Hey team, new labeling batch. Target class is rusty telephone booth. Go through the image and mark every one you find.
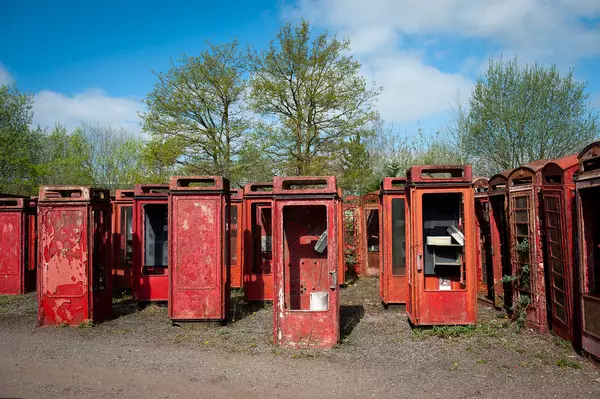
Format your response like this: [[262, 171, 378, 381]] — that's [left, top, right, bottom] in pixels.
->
[[229, 188, 243, 289], [37, 186, 112, 326], [0, 195, 36, 295], [540, 155, 579, 344], [168, 176, 229, 321], [243, 182, 274, 301], [473, 178, 496, 305], [406, 166, 477, 326], [342, 195, 362, 277], [380, 177, 409, 305], [488, 170, 513, 309], [507, 160, 553, 332], [575, 141, 600, 359], [359, 192, 381, 276], [272, 176, 340, 348], [132, 184, 169, 302], [112, 190, 134, 289]]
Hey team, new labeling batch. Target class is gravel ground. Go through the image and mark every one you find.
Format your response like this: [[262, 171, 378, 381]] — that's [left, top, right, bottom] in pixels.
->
[[1, 278, 599, 398]]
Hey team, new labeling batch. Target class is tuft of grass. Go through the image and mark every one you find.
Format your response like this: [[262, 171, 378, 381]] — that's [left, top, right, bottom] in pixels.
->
[[555, 357, 582, 369], [412, 322, 507, 340], [476, 359, 488, 365], [111, 328, 134, 335], [555, 338, 572, 350], [78, 320, 94, 328], [59, 322, 69, 328]]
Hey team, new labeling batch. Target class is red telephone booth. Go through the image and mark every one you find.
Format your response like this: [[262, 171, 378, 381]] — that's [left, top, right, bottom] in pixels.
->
[[112, 190, 134, 289], [243, 182, 274, 301], [406, 166, 477, 326], [575, 141, 600, 359], [488, 170, 513, 309], [229, 188, 243, 289], [507, 160, 553, 332], [540, 155, 579, 343], [380, 177, 409, 305], [272, 176, 340, 348], [37, 186, 112, 326], [132, 184, 169, 302], [0, 195, 36, 294], [473, 178, 496, 305], [168, 176, 229, 321], [342, 195, 362, 277], [359, 192, 380, 276]]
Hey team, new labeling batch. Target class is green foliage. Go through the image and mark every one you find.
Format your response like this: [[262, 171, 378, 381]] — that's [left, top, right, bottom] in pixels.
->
[[555, 357, 582, 369], [516, 238, 530, 253], [141, 41, 248, 180], [248, 19, 381, 176], [456, 57, 599, 175], [512, 294, 531, 331], [412, 322, 508, 340]]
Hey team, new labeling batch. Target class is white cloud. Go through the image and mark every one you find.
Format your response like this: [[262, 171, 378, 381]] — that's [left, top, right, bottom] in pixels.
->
[[32, 89, 142, 133], [0, 62, 14, 85]]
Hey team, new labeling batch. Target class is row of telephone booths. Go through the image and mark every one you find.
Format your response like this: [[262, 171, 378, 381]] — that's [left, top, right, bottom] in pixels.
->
[[0, 142, 599, 353]]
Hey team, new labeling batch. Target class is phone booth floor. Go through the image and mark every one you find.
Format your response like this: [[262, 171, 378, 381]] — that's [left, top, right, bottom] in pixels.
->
[[575, 141, 600, 359], [168, 176, 229, 321], [272, 177, 340, 348], [406, 166, 477, 326], [243, 182, 274, 301], [380, 178, 408, 304], [132, 184, 169, 302], [0, 195, 36, 295], [359, 192, 380, 276], [229, 189, 243, 289], [112, 190, 134, 290], [37, 186, 112, 326]]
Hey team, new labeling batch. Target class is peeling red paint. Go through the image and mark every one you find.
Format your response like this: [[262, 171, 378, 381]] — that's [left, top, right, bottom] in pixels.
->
[[37, 186, 112, 326], [168, 176, 229, 321]]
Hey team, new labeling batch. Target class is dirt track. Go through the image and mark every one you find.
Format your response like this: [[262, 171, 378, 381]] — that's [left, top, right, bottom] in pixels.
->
[[1, 278, 599, 398]]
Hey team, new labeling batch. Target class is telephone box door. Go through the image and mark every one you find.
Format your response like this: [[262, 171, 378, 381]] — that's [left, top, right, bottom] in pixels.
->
[[381, 195, 409, 304]]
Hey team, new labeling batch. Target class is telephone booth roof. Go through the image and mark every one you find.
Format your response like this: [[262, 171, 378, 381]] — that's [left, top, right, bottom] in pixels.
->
[[488, 169, 512, 196], [381, 177, 406, 192], [273, 176, 338, 196], [406, 165, 472, 185], [244, 181, 274, 197], [577, 141, 600, 181], [39, 186, 109, 203], [541, 154, 579, 186], [114, 189, 135, 203], [134, 183, 169, 197], [507, 159, 554, 188], [168, 176, 228, 192]]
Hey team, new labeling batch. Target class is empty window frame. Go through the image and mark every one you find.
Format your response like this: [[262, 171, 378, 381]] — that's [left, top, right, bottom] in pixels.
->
[[143, 204, 168, 271]]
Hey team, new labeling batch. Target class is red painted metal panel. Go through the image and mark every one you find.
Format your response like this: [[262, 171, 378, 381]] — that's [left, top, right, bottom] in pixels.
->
[[380, 178, 409, 304], [243, 182, 274, 301], [229, 189, 243, 289], [575, 141, 600, 359], [111, 190, 134, 290], [168, 176, 229, 321], [132, 184, 169, 302], [37, 186, 112, 326], [272, 176, 340, 348], [405, 166, 477, 326]]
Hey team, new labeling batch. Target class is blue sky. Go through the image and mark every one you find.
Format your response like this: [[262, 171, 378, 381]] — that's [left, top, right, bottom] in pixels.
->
[[1, 0, 599, 135]]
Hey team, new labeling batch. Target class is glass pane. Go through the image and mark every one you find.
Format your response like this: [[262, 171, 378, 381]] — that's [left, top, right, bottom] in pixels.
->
[[546, 197, 558, 212], [391, 199, 406, 276], [552, 272, 564, 290], [516, 223, 529, 236], [518, 251, 530, 263], [514, 210, 528, 222], [515, 196, 528, 209], [144, 204, 168, 268], [230, 206, 238, 266], [548, 212, 559, 228], [554, 290, 566, 308], [121, 206, 133, 266], [550, 242, 562, 258], [552, 259, 564, 275], [548, 228, 559, 243], [366, 209, 380, 252]]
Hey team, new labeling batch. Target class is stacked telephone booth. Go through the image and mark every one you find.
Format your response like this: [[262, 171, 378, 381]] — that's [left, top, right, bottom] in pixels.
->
[[272, 176, 340, 348], [132, 184, 170, 302], [487, 170, 513, 310], [473, 177, 496, 305], [405, 166, 477, 326], [540, 155, 579, 344], [0, 194, 37, 294], [575, 141, 600, 359], [229, 188, 244, 289], [168, 176, 229, 322], [37, 186, 112, 326], [379, 177, 409, 305], [507, 160, 553, 332], [243, 182, 274, 301], [359, 191, 381, 276], [112, 189, 134, 290]]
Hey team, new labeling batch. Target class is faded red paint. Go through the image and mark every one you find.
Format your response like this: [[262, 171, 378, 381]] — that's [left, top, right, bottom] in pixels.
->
[[540, 155, 579, 344], [380, 178, 408, 304], [229, 189, 243, 289], [242, 182, 274, 301], [358, 191, 380, 276], [0, 196, 36, 294], [507, 159, 559, 332], [575, 141, 600, 359], [37, 186, 112, 326], [342, 195, 362, 277], [132, 184, 169, 302], [111, 190, 134, 289], [168, 176, 229, 321], [405, 165, 477, 326], [272, 176, 340, 348]]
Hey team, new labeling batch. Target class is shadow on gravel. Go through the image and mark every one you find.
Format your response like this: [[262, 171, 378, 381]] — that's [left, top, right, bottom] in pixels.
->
[[228, 294, 267, 323], [340, 305, 364, 339]]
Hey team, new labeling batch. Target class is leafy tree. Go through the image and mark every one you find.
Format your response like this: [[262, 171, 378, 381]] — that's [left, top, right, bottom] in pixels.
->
[[248, 20, 381, 175], [456, 57, 599, 174], [141, 41, 248, 179], [0, 84, 41, 194]]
